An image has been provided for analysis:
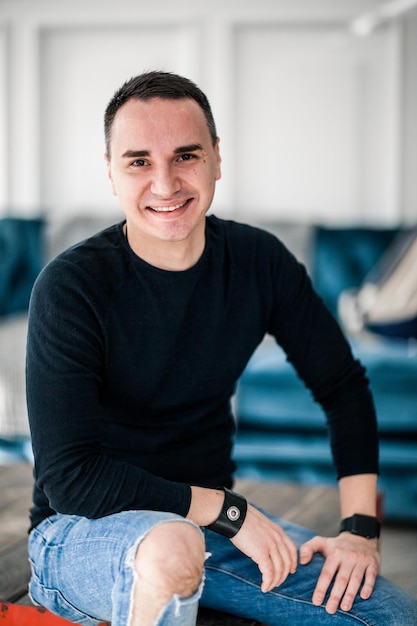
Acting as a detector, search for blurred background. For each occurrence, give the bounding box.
[0,0,416,599]
[1,0,417,508]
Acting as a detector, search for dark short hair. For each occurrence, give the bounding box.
[104,70,217,155]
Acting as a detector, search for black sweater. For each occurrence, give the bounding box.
[26,216,378,530]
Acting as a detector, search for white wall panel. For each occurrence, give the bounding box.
[402,12,417,223]
[234,24,401,223]
[39,24,203,217]
[0,0,413,223]
[0,26,8,209]
[4,18,42,215]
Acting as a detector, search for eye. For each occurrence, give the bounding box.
[131,159,148,167]
[177,153,196,162]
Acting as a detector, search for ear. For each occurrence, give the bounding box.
[214,138,222,181]
[104,153,117,196]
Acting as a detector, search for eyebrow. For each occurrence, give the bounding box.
[174,143,203,154]
[122,150,149,158]
[121,144,204,159]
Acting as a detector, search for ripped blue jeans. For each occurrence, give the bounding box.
[28,508,417,626]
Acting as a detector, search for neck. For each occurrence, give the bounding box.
[124,224,205,271]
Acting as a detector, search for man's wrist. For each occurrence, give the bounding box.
[205,487,248,538]
[339,514,381,539]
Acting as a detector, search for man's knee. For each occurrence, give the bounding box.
[135,521,205,598]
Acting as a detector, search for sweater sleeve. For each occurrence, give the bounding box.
[26,256,191,523]
[266,241,379,480]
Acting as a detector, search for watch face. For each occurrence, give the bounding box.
[348,514,380,539]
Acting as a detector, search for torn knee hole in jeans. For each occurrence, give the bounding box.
[155,578,205,622]
[125,522,208,625]
[125,518,205,570]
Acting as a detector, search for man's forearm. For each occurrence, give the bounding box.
[338,473,379,519]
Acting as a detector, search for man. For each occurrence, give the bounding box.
[26,71,417,626]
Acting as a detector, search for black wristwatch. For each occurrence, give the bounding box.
[339,514,380,539]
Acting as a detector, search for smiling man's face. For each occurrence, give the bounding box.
[106,97,221,267]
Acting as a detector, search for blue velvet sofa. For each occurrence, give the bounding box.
[233,224,417,523]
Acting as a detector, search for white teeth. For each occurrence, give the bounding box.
[150,201,186,212]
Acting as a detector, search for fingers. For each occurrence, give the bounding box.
[259,530,298,592]
[309,537,380,614]
[360,563,378,600]
[232,505,298,593]
[299,535,321,565]
[314,559,378,614]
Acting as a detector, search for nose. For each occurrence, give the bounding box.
[150,163,181,198]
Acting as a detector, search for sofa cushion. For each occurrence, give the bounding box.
[0,217,45,317]
[236,339,417,435]
[312,226,399,317]
[344,230,417,340]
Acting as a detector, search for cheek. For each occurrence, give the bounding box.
[194,163,219,188]
[115,174,144,198]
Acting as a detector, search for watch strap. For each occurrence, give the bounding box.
[206,487,248,538]
[339,514,381,539]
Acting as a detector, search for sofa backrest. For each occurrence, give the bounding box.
[311,226,400,317]
[0,217,46,318]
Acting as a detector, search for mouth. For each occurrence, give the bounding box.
[147,199,190,213]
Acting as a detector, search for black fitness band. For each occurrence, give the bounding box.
[339,514,381,539]
[205,487,248,538]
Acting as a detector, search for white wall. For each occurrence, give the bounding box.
[0,0,415,225]
[0,23,7,206]
[401,10,417,221]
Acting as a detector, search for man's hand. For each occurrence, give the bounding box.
[299,532,380,614]
[231,504,298,593]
